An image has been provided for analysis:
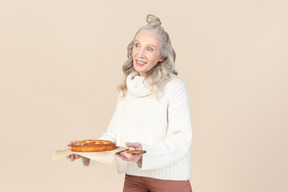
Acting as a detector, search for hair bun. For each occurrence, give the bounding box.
[146,14,162,26]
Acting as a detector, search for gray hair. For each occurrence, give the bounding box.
[117,14,178,98]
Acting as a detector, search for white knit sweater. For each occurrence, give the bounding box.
[100,72,192,180]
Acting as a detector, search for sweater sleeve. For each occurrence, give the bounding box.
[98,101,120,143]
[84,102,121,167]
[141,80,192,170]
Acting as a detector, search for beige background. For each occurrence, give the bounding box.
[0,0,287,192]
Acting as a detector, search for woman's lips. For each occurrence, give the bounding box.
[136,59,147,66]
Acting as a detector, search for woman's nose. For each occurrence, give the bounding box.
[137,48,145,58]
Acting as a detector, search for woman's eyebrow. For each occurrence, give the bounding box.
[135,40,156,48]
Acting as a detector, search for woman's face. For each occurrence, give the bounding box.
[132,29,164,77]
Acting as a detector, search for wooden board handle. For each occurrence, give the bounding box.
[117,150,146,155]
[126,150,146,154]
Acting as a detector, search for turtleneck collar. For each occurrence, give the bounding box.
[126,72,151,97]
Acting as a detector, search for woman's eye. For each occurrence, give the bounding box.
[135,43,139,48]
[147,48,153,52]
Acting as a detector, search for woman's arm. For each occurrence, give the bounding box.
[79,102,121,166]
[141,81,192,170]
[98,101,121,142]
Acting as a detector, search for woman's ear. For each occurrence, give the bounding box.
[159,56,165,62]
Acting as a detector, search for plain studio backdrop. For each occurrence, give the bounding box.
[0,0,287,192]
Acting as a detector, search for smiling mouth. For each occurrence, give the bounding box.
[136,59,147,66]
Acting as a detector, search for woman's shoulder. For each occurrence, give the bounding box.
[158,74,190,106]
[157,74,189,99]
[163,74,187,90]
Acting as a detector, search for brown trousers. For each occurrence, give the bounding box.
[123,174,192,192]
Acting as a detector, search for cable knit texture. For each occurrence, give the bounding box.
[100,72,192,180]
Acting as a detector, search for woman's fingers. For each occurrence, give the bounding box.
[74,154,81,159]
[66,154,73,161]
[67,140,78,147]
[116,142,143,162]
[64,140,81,161]
[66,140,81,161]
[66,154,81,161]
[116,152,142,162]
[125,142,142,150]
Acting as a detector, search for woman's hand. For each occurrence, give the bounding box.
[66,140,81,161]
[116,142,143,166]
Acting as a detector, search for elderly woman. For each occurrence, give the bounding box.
[68,14,192,192]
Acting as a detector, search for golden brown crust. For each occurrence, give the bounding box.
[71,140,117,152]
